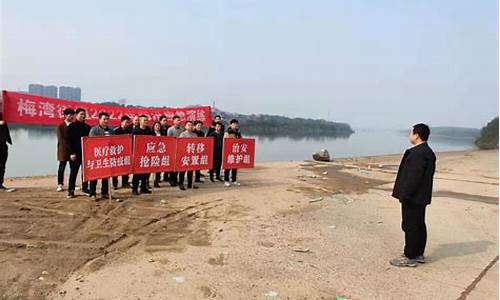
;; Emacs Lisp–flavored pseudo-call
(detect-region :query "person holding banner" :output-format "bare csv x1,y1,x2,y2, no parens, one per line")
153,121,163,188
88,112,114,200
159,115,169,136
112,115,132,189
193,120,206,183
159,115,170,183
207,115,225,136
132,116,140,130
208,122,224,182
178,121,199,190
0,112,13,191
224,119,242,187
131,115,154,195
167,115,184,187
66,108,91,198
56,108,75,192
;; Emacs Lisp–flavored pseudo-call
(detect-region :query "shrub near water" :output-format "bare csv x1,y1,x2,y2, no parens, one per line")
475,117,499,149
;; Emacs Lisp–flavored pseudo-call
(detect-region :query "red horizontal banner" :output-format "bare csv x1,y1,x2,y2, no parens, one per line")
1,90,212,127
222,138,256,169
175,137,214,172
133,136,177,173
82,135,133,181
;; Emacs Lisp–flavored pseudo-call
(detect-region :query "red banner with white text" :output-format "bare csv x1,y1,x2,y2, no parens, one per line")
175,137,214,172
82,136,133,181
133,135,177,173
1,90,212,127
222,138,256,169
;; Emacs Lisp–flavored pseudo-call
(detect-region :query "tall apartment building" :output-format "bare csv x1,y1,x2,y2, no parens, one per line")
27,84,81,101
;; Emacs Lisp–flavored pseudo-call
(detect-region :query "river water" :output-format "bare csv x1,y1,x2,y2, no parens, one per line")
5,126,476,177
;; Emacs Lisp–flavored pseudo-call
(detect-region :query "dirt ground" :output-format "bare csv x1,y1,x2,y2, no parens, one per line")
0,150,498,300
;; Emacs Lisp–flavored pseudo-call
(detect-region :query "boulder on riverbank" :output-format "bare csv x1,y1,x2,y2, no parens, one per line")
312,149,331,162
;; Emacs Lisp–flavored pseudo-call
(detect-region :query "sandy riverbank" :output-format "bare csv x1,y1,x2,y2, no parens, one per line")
0,149,498,300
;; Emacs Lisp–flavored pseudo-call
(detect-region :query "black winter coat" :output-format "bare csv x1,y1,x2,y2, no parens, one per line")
66,121,91,159
207,131,224,156
0,122,12,147
392,143,436,206
132,126,154,136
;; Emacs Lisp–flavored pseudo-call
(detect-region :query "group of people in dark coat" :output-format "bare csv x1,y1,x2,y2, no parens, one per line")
54,109,243,200
0,110,436,269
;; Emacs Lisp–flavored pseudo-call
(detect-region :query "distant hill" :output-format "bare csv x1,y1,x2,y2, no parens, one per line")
399,126,480,140
212,108,354,138
430,127,480,139
475,117,499,150
97,102,355,138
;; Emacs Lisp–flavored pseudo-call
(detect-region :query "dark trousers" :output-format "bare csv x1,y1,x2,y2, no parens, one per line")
57,161,67,185
155,172,161,183
68,160,89,193
209,168,221,179
132,173,148,191
224,169,237,182
90,179,109,196
169,172,178,185
0,144,7,187
402,203,427,259
163,172,169,182
195,170,202,181
112,175,129,188
210,153,222,179
179,171,193,187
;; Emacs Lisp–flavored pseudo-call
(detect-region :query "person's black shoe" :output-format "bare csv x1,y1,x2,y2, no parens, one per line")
390,256,418,267
216,177,224,182
0,185,6,190
82,188,91,195
140,189,152,194
195,179,203,183
132,189,140,196
210,177,215,183
200,173,206,178
67,191,76,199
169,182,178,187
122,183,131,189
113,185,119,190
179,184,186,191
154,181,160,188
192,185,199,190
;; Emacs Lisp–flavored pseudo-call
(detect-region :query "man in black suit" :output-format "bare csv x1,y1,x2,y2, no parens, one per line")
390,123,436,267
131,115,154,196
66,108,91,198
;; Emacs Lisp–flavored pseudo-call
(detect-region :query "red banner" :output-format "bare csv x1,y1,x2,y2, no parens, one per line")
133,135,177,173
1,90,212,127
175,137,214,171
222,138,256,169
82,136,133,181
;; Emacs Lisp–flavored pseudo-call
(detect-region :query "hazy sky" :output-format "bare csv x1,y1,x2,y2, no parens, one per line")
1,0,498,128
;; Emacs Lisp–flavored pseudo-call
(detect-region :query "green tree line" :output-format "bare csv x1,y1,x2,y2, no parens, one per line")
475,117,499,150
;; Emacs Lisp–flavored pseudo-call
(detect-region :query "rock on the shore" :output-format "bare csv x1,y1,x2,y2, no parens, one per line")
312,149,331,162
